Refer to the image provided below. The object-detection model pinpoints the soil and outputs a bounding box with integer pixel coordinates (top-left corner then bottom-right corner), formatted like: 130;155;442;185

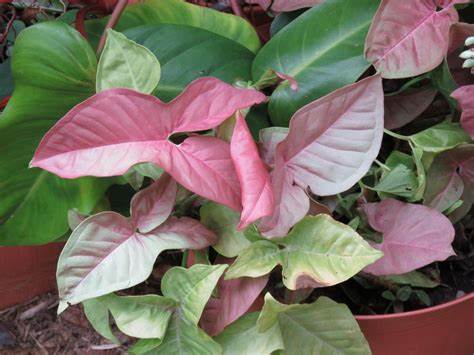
0;293;127;354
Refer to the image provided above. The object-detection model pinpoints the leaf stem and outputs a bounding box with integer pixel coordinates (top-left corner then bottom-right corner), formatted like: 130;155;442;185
96;0;129;56
384;129;410;141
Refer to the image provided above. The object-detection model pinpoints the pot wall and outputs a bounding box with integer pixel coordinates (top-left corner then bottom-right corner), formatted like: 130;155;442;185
356;293;474;355
0;243;63;310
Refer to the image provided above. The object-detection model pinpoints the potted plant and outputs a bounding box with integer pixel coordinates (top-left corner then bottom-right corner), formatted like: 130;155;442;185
1;0;473;353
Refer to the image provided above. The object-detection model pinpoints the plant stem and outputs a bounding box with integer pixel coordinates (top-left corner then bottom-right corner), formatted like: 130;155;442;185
230;0;243;17
181;251;189;267
384;129;410;141
96;0;129;56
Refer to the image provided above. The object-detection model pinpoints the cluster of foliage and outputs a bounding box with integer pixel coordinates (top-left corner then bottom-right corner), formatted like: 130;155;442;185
1;0;474;353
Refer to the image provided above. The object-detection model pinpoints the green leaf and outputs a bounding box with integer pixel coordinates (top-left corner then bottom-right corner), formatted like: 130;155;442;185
227;215;382;290
96;29;161;93
86;0;260;53
396;286;412;302
381;290;396;302
129;339;163;355
157;313;222;355
410;121;471;153
430;60;458;109
373;164;418;199
280;215;383;289
252;0;380;125
215;312;284;355
200;202;251;258
0;59;13;99
124;24;254;101
161;264;227;325
225;240;282;280
83;298;120;344
381;271;440;288
257;294;371;355
0;21;108;245
414;290;432;306
102;294;176;339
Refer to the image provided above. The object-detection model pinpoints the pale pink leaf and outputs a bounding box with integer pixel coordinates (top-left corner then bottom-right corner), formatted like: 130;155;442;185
362;199;455;276
451;85;474;138
31;78;266;211
260;75;383;237
365;0;460;79
277;74;384;196
259;127;288;167
384;87;437;130
57;212;216;310
259;163;309;237
200;256;268;336
231;112;274;230
130;173;177;233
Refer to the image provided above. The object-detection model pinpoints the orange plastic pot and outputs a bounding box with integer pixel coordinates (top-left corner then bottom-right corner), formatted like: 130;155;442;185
356;293;474;355
0;243;63;309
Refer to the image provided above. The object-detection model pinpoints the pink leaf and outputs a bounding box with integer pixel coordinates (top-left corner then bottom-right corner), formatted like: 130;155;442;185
246;0;324;12
451;85;474;138
362;199;455;276
384;87;437;130
151;216;217;249
31;77;266;211
200;257;268;336
365;0;460;79
260;75;384;237
259;127;288;167
231;112;274;230
130;173;177;233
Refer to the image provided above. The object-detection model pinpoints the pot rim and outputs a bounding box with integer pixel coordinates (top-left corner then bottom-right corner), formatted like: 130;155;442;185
355;292;473;320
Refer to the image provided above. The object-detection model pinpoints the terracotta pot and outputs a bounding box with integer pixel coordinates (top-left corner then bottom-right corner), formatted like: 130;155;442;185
356;293;474;355
0;243;63;309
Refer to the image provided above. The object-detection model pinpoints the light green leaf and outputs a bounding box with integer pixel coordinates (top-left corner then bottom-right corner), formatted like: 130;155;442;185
0;21;109;245
252;0;380;125
228;216;382;290
430;60;458;109
225;240;282;280
86;0;260;53
373;164;418;199
161;264;227;325
410;121;471;153
381;271;440;288
103;294;176;339
124;24;254;101
200;202;251;257
257;294;371;355
83;297;120;344
280;215;383;289
215;312;284;355
133;162;163;180
157;313;222;355
129;339;163;355
96;29;161;93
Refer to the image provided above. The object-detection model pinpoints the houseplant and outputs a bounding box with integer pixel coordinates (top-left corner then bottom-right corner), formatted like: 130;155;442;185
1;0;473;353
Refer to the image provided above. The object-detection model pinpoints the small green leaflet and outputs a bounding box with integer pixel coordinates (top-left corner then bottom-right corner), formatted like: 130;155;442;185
410;120;470;153
96;29;161;93
226;215;382;290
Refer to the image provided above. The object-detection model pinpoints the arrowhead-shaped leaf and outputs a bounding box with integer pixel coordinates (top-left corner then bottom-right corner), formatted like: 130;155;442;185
214;312;284;355
200;258;268;336
252;0;380;125
228;215;382;290
424;144;474;212
200;202;252;258
451;85;474;138
130;173;177;233
362;198;455;275
257;294;371;355
99;294;176;339
409;120;471;153
384;87;437;130
57;212;216;310
161;264;227;325
246;0;323;12
260;75;384;237
31;77;266;210
231;112;274;229
365;0;460;78
96;29;160;93
83;297;120;344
